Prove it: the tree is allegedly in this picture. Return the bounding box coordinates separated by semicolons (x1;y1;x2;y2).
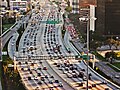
90;41;102;51
64;0;70;6
105;51;117;62
114;40;120;50
65;6;72;13
106;38;115;49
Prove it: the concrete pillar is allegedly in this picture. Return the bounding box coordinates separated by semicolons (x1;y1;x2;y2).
14;56;17;71
90;5;97;31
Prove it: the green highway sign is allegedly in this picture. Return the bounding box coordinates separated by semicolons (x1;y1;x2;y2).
40;20;62;24
75;54;90;60
46;20;59;24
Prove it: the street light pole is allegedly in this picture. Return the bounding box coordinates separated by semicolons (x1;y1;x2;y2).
86;15;89;90
87;15;90;51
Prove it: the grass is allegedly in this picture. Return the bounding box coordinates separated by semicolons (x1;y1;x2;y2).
92;51;106;61
2;24;14;33
112;62;120;69
107;63;120;72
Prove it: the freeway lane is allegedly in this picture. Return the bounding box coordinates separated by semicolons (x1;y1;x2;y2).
17;1;75;89
15;0;120;90
1;13;31;50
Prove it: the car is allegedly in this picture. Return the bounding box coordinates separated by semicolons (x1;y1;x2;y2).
70;64;73;66
72;70;76;73
30;71;32;74
82;86;92;89
57;64;60;67
49;80;53;84
34;77;38;80
105;88;110;90
41;77;45;81
73;74;77;78
78;82;84;86
43;66;47;70
50;75;54;78
55;80;59;83
88;86;92;89
21;68;24;71
34;68;37;71
81;69;85;71
66;64;70;67
31;63;34;66
28;68;30;71
38;67;41;70
67;73;72;78
102;80;107;84
37;73;41;76
115;75;120;79
45;75;48;78
92;84;96;87
38;81;42;85
58;67;63;70
73;66;78;70
58;82;63;87
65;67;69;71
18;62;21;65
54;62;57;65
78;72;84;78
25;62;28;64
63;70;67;74
70;66;74;70
35;87;39;90
28;77;31;80
83;76;87;81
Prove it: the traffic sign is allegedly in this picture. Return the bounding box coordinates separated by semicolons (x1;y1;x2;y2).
40;20;62;24
75;54;89;60
82;54;89;60
46;20;59;24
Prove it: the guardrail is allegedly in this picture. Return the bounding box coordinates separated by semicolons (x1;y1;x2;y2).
63;30;80;55
83;61;120;89
66;36;120;89
73;42;120;89
1;10;32;38
16;56;75;61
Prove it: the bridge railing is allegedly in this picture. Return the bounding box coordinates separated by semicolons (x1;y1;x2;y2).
16;56;76;61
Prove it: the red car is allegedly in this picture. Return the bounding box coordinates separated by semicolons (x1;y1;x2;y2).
43;67;47;70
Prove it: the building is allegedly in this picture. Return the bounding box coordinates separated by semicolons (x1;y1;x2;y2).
105;0;120;35
96;0;120;36
10;0;31;12
71;0;80;14
96;0;105;35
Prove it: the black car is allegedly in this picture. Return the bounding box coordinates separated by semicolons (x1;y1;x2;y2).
38;81;42;85
55;80;59;83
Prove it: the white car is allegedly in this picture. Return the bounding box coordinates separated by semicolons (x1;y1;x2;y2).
59;82;63;87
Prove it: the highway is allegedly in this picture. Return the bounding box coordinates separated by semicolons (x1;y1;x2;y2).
17;1;74;90
1;11;31;49
8;0;120;90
